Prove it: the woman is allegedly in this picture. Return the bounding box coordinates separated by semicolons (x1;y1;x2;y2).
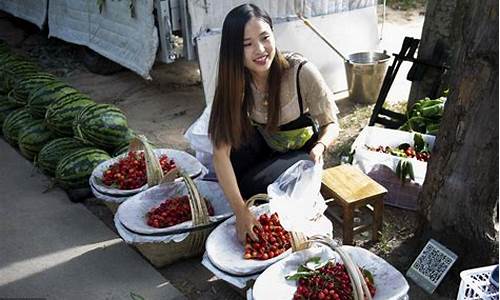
208;4;340;243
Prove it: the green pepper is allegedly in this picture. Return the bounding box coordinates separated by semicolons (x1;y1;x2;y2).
421;103;445;117
408;116;428;133
417;99;445;109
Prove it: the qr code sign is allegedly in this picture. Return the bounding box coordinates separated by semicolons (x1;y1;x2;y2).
413;242;455;283
407;239;458;294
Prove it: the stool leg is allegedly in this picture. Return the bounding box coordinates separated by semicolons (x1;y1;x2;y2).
373;197;384;242
343;206;354;245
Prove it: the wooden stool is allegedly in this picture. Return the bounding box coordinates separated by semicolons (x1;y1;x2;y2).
321;164;387;245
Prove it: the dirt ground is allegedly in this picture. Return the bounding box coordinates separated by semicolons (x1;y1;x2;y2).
0;5;459;299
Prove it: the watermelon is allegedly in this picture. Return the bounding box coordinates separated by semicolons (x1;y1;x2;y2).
73;103;130;150
27;81;79;118
0;95;22;128
10;73;57;105
55;148;111;189
0;40;9;54
3;73;39;94
17;120;55;160
2;108;34;146
1;60;39;93
37;137;90;176
45;93;95;136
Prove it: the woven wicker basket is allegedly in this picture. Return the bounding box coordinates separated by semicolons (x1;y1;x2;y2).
135;227;212;267
132;173;218;267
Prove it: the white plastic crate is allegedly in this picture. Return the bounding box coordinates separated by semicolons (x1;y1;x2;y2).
457;265;499;300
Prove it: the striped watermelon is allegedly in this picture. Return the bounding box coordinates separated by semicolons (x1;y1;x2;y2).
73;103;130;150
55;148;111;189
18;120;55;160
0;40;9;54
45;93;95;136
0;95;21;128
2;108;34;146
37;137;90;176
27;81;79;118
1;60;39;93
10;73;57;105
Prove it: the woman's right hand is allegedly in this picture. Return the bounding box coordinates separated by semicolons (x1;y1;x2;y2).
235;205;262;244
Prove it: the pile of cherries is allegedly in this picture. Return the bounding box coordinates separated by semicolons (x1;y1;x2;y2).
102;151;177;190
147;195;215;228
292;261;376;300
244;212;291;260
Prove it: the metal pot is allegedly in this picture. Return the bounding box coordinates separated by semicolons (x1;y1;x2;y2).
344;51;391;104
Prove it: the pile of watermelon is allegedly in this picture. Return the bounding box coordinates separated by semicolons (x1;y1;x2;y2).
0;40;135;192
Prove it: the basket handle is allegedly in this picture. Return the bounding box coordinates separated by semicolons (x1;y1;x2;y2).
129;135;177;187
307;235;373;300
290;231;311;252
245;195;312;252
245;194;270;208
182;173;210;226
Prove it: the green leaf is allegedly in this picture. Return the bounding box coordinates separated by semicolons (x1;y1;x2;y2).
285;271;313;281
305;256;322;265
297;265;309;273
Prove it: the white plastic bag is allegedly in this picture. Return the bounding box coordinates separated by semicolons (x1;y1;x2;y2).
184;105;213;154
268;160;329;236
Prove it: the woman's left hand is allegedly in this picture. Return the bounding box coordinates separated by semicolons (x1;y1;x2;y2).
309;142;326;163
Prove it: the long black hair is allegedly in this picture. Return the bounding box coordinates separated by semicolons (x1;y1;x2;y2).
208;3;289;149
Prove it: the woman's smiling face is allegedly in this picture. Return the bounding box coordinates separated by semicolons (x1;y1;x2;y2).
243;17;276;78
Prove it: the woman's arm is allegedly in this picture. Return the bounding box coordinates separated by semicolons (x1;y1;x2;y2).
309;122;339;163
212;144;261;242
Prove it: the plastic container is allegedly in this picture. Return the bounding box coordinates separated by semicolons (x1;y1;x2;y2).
457;265;499;300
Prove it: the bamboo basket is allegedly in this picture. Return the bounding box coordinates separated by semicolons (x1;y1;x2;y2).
135;227;212;267
132;173;219;267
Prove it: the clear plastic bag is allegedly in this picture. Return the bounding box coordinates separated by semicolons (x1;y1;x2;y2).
268;160;329;236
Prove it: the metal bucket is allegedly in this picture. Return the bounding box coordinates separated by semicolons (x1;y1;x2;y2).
344;51;391;104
